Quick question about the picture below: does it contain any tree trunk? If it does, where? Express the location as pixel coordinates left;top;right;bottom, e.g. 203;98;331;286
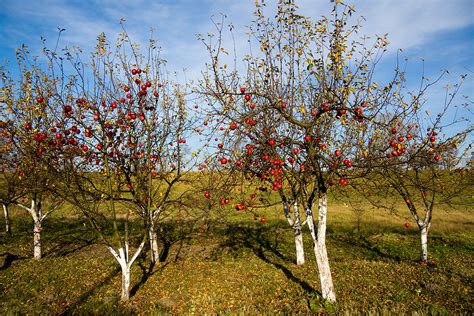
33;219;42;259
315;194;336;303
305;194;336;303
17;198;45;259
120;262;131;302
314;241;335;302
3;204;11;235
108;239;146;302
283;201;305;265
294;227;305;265
114;247;132;302
292;202;305;265
420;225;429;263
149;224;160;264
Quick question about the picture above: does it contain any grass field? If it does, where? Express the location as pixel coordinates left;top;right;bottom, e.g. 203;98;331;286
0;200;473;314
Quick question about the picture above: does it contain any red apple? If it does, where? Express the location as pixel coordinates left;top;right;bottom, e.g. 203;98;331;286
338;178;348;185
343;159;352;167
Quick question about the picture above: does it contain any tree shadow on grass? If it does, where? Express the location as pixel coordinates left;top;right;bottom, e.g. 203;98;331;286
251;243;319;296
37;219;99;258
59;265;121;315
130;221;195;297
211;222;293;262
331;234;406;262
212;222;321;299
45;236;98;258
0;252;27;270
129;259;170;297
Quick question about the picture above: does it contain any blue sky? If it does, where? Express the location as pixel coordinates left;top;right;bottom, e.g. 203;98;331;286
1;0;473;141
1;0;473;77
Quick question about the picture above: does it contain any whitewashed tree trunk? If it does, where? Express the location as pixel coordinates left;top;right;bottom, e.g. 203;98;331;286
3;204;10;235
293;202;305;265
118;248;131;302
283;200;305;265
149;223;160;264
31;199;43;260
305;194;336;303
33;219;42;259
17;198;61;259
121;264;131;301
420;225;429;263
108;238;146;302
18;199;43;259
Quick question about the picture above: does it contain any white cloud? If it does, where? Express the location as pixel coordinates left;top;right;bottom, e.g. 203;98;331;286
2;0;473;81
299;0;473;52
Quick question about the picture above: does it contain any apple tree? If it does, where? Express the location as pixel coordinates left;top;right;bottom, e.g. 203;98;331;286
41;30;199;301
199;0;398;303
0;49;65;258
357;72;472;263
0;119;25;235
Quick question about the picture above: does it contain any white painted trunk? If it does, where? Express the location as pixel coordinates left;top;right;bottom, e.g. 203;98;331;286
108;239;146;302
3;204;10;235
294;228;305;265
121;263;131;302
315;195;336;303
420;226;428;263
115;247;132;302
17;199;45;259
149;225;160;264
33;219;42;259
314;241;336;302
305;194;336;303
292;202;305;265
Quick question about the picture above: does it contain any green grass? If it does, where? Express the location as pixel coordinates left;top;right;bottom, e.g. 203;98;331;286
0;201;472;314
